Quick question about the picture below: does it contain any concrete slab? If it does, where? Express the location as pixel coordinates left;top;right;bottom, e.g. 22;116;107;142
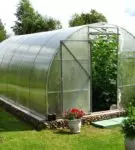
91;117;127;128
111;117;127;123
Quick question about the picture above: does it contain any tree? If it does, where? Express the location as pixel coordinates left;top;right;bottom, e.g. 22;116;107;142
92;35;117;111
12;0;62;35
0;19;6;42
69;9;107;27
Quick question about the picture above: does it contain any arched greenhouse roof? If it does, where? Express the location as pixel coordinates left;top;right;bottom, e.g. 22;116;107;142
0;22;135;117
1;22;135;60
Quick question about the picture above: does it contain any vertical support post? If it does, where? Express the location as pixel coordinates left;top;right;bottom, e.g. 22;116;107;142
88;26;92;112
60;41;63;114
116;27;120;107
89;41;93;112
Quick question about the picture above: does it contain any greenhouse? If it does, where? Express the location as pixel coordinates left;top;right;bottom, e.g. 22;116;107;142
0;23;134;119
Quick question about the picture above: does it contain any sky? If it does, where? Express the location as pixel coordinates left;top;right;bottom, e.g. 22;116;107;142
0;0;135;35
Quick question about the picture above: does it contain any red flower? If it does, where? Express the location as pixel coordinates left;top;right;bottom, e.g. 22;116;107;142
63;108;85;120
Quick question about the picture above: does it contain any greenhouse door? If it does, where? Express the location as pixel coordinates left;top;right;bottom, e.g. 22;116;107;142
89;31;118;111
61;40;91;113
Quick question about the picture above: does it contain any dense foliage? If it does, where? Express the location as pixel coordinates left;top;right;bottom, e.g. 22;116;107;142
92;34;117;111
0;19;6;42
122;99;135;139
12;0;62;35
69;9;107;27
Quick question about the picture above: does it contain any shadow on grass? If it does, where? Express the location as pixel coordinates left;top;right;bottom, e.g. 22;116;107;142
54;129;79;135
54;130;70;135
0;108;33;132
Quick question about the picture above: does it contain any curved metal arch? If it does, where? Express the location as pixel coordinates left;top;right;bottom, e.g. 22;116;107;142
107;23;135;39
45;25;88;114
6;36;33;97
0;36;25;95
0;36;23;68
0;23;134;117
27;27;83;115
28;30;62;115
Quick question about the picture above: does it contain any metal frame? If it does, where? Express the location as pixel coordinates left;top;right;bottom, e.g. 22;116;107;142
88;32;118;35
60;41;63;114
60;26;120;113
61;41;90;78
7;38;30;105
60;39;91;113
88;26;119;111
116;27;120;107
0;24;122;118
88;27;93;112
87;26;92;112
0;37;26;103
27;32;60;115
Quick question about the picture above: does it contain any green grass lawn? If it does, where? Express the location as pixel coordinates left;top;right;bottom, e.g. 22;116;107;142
0;108;125;150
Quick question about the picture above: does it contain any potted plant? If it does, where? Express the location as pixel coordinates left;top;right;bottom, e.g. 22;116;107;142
64;108;85;134
122;99;135;150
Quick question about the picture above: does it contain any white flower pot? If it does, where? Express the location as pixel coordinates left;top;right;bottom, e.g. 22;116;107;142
68;119;81;134
125;138;135;150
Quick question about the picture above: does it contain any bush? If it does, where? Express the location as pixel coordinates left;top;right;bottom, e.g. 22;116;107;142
122;98;135;139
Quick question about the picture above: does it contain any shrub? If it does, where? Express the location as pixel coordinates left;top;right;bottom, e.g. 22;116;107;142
122;98;135;139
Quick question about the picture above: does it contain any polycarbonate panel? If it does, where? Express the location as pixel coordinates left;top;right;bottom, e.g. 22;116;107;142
62;41;90;113
119;58;135;85
0;44;15;95
23;30;60;45
3;36;30;101
0;36;23;95
0;43;16;67
120;28;135;52
0;36;24;65
7;44;29;102
47;92;61;114
62;60;89;90
89;26;117;34
0;43;22;95
118;27;135;108
45;26;83;48
29;47;55;115
17;45;41;108
67;26;88;41
62;41;89;62
47;53;61;114
63;91;89;112
119;86;135;107
1;23;133;117
118;52;135;106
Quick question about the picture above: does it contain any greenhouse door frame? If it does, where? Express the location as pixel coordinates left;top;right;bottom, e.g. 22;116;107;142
60;40;91;113
88;26;119;111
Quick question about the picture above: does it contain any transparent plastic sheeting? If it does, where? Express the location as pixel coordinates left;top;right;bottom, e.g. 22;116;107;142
118;27;135;107
0;23;134;118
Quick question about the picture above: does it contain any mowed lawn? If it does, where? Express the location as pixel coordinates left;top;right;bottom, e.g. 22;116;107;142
0;108;125;150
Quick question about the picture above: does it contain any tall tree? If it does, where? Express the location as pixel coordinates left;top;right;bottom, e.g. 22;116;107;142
69;9;107;27
12;0;62;35
0;19;6;42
